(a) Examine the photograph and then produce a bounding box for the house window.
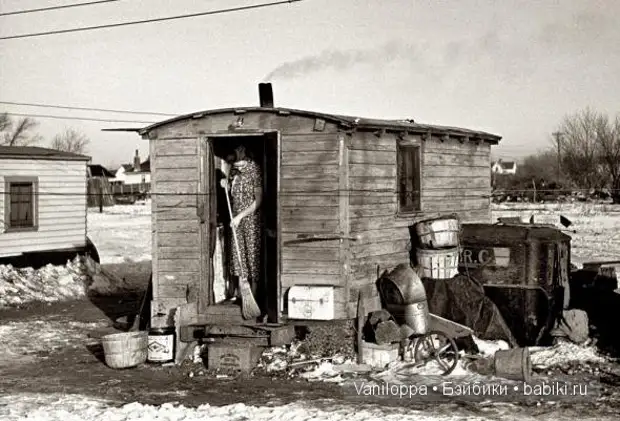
[4,177,38,231]
[397,144,421,213]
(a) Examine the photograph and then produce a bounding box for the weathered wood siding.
[0,158,87,258]
[347,132,493,315]
[148,110,349,323]
[149,136,200,327]
[279,132,346,316]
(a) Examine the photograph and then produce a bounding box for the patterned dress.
[228,159,262,297]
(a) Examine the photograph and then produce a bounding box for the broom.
[224,183,262,320]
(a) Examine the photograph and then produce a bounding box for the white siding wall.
[0,158,87,258]
[114,170,150,185]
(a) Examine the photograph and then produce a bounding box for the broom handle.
[224,183,246,279]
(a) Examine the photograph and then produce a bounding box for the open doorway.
[208,133,279,322]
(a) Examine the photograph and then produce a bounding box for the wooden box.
[206,342,263,372]
[360,341,400,369]
[287,285,335,320]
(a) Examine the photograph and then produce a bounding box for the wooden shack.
[133,84,502,342]
[0,146,93,263]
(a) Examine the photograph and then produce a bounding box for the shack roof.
[136,107,502,143]
[0,146,91,161]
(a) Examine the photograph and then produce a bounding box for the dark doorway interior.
[210,134,279,322]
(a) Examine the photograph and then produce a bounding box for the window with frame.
[397,144,421,213]
[5,178,38,230]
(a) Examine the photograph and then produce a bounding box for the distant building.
[491,159,517,175]
[114,149,151,185]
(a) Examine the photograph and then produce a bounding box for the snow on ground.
[87,201,151,264]
[0,319,106,367]
[491,202,620,271]
[0,393,611,421]
[0,257,89,308]
[530,338,608,369]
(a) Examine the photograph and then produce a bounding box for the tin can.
[147,326,176,363]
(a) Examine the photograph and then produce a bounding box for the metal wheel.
[413,330,459,376]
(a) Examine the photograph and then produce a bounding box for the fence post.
[99,182,103,213]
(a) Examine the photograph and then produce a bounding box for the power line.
[4,112,156,124]
[0,0,304,40]
[0,0,120,17]
[0,101,178,117]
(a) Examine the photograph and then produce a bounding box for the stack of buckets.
[414,215,461,280]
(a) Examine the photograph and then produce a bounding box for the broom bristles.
[239,278,261,319]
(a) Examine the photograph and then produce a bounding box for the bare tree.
[0,113,42,146]
[51,128,90,154]
[596,113,620,203]
[556,108,608,191]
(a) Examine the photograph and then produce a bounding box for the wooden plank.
[424,176,489,190]
[159,258,201,273]
[422,198,489,213]
[351,239,410,259]
[157,220,199,233]
[281,151,339,165]
[281,247,341,261]
[150,137,159,301]
[280,164,339,178]
[349,150,395,165]
[350,203,395,218]
[157,232,200,247]
[280,205,338,220]
[424,152,490,167]
[157,283,197,300]
[158,271,200,285]
[355,227,411,243]
[349,192,396,206]
[281,139,338,152]
[349,176,395,191]
[338,133,352,317]
[153,168,199,183]
[157,194,195,208]
[154,155,199,169]
[421,188,490,198]
[280,194,339,207]
[351,252,411,279]
[154,181,198,194]
[158,246,201,259]
[351,208,491,231]
[282,133,339,140]
[350,132,397,152]
[424,139,490,154]
[155,207,198,221]
[280,217,339,233]
[280,234,340,249]
[350,163,396,178]
[281,260,341,275]
[281,273,343,287]
[423,164,490,178]
[280,177,339,192]
[150,298,186,328]
[156,138,197,156]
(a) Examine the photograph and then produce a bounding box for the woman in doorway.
[221,144,263,311]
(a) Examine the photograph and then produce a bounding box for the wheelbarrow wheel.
[413,330,459,376]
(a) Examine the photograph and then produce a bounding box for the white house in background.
[491,159,517,175]
[114,149,151,185]
[0,146,91,260]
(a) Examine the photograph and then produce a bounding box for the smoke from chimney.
[259,83,274,108]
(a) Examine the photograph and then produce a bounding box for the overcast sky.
[1,0,618,168]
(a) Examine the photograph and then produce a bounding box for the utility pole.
[552,131,563,183]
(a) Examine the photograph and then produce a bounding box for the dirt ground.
[1,261,620,417]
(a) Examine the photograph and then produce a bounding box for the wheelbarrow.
[387,303,471,376]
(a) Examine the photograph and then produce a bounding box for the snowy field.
[86,200,152,264]
[491,202,620,271]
